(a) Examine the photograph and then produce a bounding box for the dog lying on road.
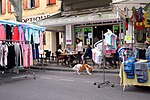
[72,63,93,75]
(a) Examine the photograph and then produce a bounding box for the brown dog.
[72,63,93,75]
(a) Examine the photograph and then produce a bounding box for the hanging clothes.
[6,24,12,40]
[30,44,33,66]
[104,30,117,54]
[14,43,21,67]
[23,44,29,68]
[12,26,19,41]
[7,44,16,69]
[35,44,39,59]
[0,24,6,40]
[40,31,43,50]
[136,29,146,43]
[28,28,34,42]
[33,30,40,44]
[19,44,24,66]
[24,28,29,41]
[0,44,8,67]
[19,26,26,48]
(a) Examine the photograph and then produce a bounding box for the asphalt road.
[0,70,150,100]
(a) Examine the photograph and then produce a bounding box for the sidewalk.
[31,63,119,74]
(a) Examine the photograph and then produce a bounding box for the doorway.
[93,25,113,45]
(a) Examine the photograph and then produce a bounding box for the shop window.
[47,0,56,5]
[75,28,83,40]
[0,0,2,14]
[27,0,35,8]
[84,27,92,45]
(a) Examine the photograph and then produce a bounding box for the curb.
[30,66,119,74]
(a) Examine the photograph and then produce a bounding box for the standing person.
[75,38,83,63]
[81,44,92,63]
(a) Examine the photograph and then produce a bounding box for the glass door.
[83,27,93,46]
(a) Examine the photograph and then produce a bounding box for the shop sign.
[66,25,72,44]
[36,13,117,27]
[22,14,51,23]
[113,25,123,30]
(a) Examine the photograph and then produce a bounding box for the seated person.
[65,44,73,53]
[65,44,75,63]
[55,45,64,58]
[81,44,92,63]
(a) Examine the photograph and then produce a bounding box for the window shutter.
[35,0,39,7]
[23,0,27,9]
[7,0,11,13]
[50,0,56,4]
[2,0,6,14]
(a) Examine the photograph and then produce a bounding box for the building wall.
[0,0,62,20]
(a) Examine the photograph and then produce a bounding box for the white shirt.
[76,42,83,52]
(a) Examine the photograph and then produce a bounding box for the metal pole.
[102,30,105,82]
[119,22,122,46]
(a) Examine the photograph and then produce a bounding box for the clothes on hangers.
[7,44,16,69]
[33,30,40,44]
[6,24,12,40]
[0,24,6,40]
[40,31,43,50]
[0,42,34,69]
[0,44,8,67]
[104,30,117,54]
[12,26,19,41]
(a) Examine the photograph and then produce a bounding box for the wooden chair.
[44,50,51,63]
[55,51,65,65]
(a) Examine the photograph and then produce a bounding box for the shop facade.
[35,0,125,52]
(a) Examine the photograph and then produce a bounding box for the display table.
[119,62,150,91]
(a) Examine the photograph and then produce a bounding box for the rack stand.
[93,31,114,88]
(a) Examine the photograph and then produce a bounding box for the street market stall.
[119,4,150,91]
[0,20,46,84]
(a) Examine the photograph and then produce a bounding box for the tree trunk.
[9,0,22,22]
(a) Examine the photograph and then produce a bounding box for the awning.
[34,12,118,28]
[0,20,46,31]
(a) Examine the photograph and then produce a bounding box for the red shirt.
[12,26,19,40]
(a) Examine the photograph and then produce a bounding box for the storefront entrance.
[74,25,113,49]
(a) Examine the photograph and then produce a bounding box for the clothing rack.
[0,39,36,85]
[94,31,114,88]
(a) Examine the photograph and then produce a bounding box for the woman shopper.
[75,38,83,63]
